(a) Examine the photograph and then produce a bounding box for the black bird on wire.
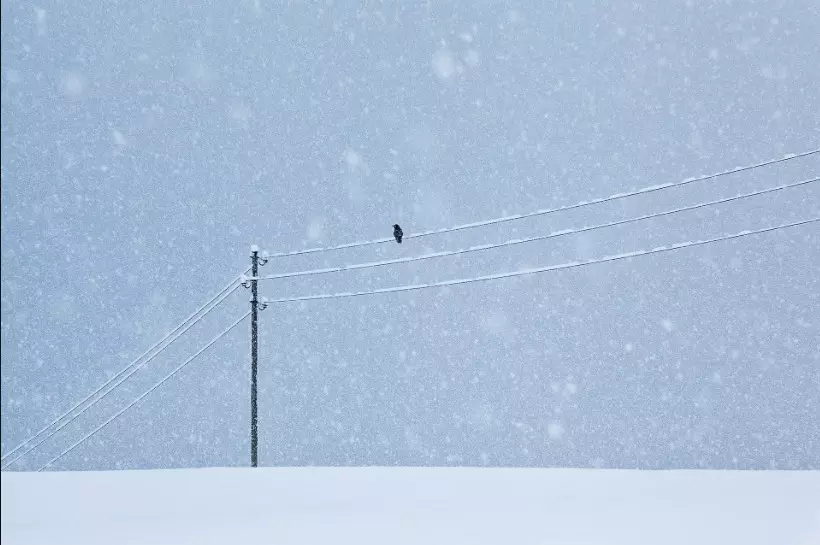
[393,224,403,244]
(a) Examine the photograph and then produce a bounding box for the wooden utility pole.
[247,245,267,467]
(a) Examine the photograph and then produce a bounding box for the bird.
[393,224,403,244]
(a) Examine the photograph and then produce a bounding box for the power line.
[1,270,248,464]
[3,282,242,469]
[265,148,819,259]
[10,150,817,469]
[37,311,251,472]
[1,275,246,469]
[252,177,818,282]
[258,218,818,304]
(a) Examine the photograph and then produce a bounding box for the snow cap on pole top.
[250,244,260,255]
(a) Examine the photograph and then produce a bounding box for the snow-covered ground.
[3,467,819,545]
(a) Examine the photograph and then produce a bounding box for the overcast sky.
[2,1,819,471]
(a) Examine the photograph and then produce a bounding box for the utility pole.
[244,245,267,467]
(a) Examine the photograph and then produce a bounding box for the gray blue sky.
[2,0,819,470]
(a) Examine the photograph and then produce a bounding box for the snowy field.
[3,467,819,545]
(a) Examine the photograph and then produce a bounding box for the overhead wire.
[11,149,819,469]
[1,271,248,469]
[37,311,251,472]
[264,148,819,259]
[251,177,818,282]
[257,218,818,304]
